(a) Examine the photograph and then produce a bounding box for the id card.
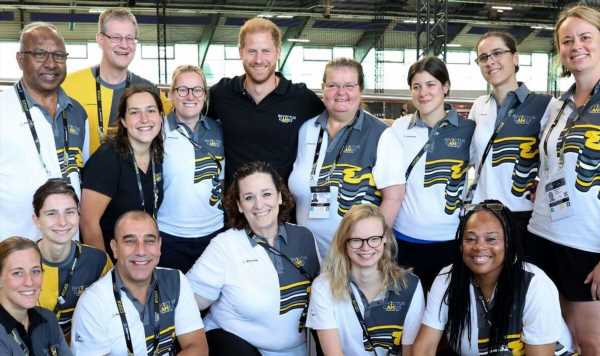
[545,174,573,221]
[309,186,331,219]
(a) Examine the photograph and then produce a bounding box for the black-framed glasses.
[346,235,384,249]
[475,49,513,64]
[20,49,69,63]
[100,32,137,45]
[175,86,205,98]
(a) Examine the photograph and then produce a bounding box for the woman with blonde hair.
[157,64,225,272]
[307,204,424,356]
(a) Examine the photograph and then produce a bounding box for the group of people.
[0,2,599,356]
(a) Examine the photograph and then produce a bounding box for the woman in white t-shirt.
[413,201,574,356]
[307,204,424,356]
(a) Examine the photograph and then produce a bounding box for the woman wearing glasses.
[527,5,600,353]
[0,237,72,355]
[380,56,475,290]
[307,204,424,356]
[468,31,554,252]
[80,86,164,258]
[413,201,575,356]
[289,57,404,259]
[156,65,225,272]
[187,161,320,355]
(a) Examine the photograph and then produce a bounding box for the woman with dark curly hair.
[413,200,575,356]
[186,161,320,356]
[80,86,164,257]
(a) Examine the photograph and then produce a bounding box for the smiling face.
[17,27,67,96]
[558,16,600,76]
[477,36,518,89]
[322,66,362,120]
[239,31,280,85]
[170,71,206,122]
[97,18,137,72]
[111,214,161,288]
[0,248,42,314]
[33,193,79,245]
[120,91,162,148]
[462,210,506,285]
[346,217,385,271]
[236,172,282,236]
[410,70,449,122]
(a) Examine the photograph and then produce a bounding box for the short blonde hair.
[98,7,138,36]
[555,5,600,77]
[238,17,282,49]
[170,65,210,115]
[324,204,407,300]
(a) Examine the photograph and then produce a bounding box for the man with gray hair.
[62,7,158,154]
[0,22,89,240]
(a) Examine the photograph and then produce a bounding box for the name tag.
[309,185,331,219]
[545,173,573,221]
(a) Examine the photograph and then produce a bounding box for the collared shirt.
[247,224,289,273]
[113,269,158,321]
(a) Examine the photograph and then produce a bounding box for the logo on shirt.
[204,138,222,148]
[291,256,306,268]
[73,285,85,296]
[513,114,534,126]
[590,104,600,114]
[384,301,405,312]
[277,114,297,124]
[444,137,465,149]
[159,301,173,314]
[154,172,162,182]
[343,144,360,154]
[68,125,80,136]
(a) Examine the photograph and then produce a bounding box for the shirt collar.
[234,72,290,96]
[246,224,288,247]
[560,80,600,102]
[485,81,529,105]
[408,109,459,129]
[17,82,73,113]
[0,304,45,334]
[166,110,210,132]
[314,109,365,131]
[113,267,157,304]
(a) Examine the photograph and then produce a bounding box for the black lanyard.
[54,243,80,312]
[348,285,378,356]
[175,123,222,175]
[310,119,356,185]
[130,148,158,218]
[111,269,161,356]
[404,115,451,181]
[95,69,130,139]
[248,230,314,332]
[16,81,70,177]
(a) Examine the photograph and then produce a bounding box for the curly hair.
[223,161,295,230]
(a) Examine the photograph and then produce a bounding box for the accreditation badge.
[545,172,574,221]
[309,185,331,219]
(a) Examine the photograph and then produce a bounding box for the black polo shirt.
[208,73,324,186]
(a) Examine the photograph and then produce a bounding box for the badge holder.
[545,172,573,221]
[309,185,331,219]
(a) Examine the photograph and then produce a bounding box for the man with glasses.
[208,17,324,187]
[0,22,88,241]
[62,7,160,154]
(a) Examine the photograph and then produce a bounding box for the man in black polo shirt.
[208,17,324,187]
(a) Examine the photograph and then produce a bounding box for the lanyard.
[348,284,378,356]
[95,69,130,139]
[129,148,158,218]
[175,123,222,175]
[404,116,451,181]
[310,119,356,185]
[54,243,80,312]
[111,269,161,356]
[15,81,71,177]
[248,230,314,331]
[541,99,586,171]
[10,328,30,356]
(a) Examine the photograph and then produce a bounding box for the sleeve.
[421,273,449,331]
[101,255,113,276]
[71,289,112,355]
[174,271,205,336]
[53,319,73,356]
[373,127,405,188]
[207,86,218,121]
[539,97,559,137]
[81,145,120,198]
[467,99,479,167]
[304,88,325,120]
[521,268,563,345]
[401,280,425,345]
[306,274,338,330]
[82,116,90,164]
[185,235,228,301]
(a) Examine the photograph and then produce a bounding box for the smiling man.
[72,210,208,355]
[208,17,324,187]
[62,8,159,154]
[0,22,88,241]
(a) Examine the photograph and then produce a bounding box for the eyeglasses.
[346,235,384,249]
[175,86,205,98]
[475,49,513,64]
[461,202,505,217]
[323,82,360,91]
[100,32,138,45]
[20,49,69,63]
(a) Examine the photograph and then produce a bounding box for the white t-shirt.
[528,90,600,252]
[289,111,401,258]
[307,272,425,356]
[422,263,574,355]
[71,268,203,356]
[186,227,319,356]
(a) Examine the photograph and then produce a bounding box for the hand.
[526,180,538,202]
[584,261,600,301]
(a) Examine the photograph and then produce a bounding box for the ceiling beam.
[279,16,310,71]
[353,20,393,63]
[198,13,220,68]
